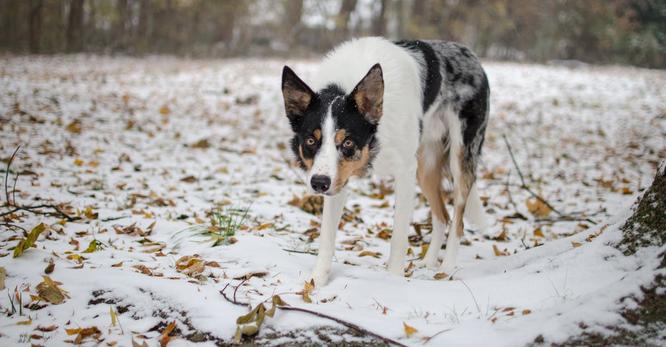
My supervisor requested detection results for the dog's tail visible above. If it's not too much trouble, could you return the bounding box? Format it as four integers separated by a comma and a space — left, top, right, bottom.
464, 183, 490, 232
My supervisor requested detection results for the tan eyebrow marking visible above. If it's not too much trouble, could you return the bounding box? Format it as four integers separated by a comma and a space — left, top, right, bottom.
313, 129, 321, 141
334, 129, 346, 145
299, 145, 313, 170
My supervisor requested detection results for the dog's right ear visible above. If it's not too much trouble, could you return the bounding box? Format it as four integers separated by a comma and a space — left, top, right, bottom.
282, 66, 315, 124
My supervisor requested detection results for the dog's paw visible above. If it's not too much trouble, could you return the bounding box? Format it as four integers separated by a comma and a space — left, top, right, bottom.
413, 257, 440, 269
310, 269, 329, 287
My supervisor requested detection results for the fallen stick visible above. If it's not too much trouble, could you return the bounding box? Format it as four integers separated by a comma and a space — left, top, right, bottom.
220, 281, 407, 347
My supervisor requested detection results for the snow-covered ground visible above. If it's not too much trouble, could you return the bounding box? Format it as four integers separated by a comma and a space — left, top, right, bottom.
0, 56, 665, 346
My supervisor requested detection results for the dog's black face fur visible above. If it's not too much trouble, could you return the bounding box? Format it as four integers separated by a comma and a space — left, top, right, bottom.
281, 65, 383, 194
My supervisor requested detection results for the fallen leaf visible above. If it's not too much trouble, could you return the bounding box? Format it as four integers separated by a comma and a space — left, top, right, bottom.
433, 272, 449, 280
403, 322, 418, 338
35, 324, 58, 332
44, 260, 55, 274
522, 309, 532, 315
110, 306, 118, 327
73, 326, 102, 344
533, 228, 545, 238
491, 230, 509, 241
358, 250, 382, 258
175, 255, 205, 277
492, 244, 509, 257
526, 197, 552, 218
13, 223, 47, 258
571, 241, 582, 248
132, 338, 149, 347
83, 239, 104, 253
17, 318, 32, 325
300, 279, 315, 303
160, 321, 176, 347
36, 276, 70, 304
0, 267, 5, 290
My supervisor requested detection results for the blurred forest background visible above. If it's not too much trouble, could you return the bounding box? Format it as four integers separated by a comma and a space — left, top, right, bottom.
1, 0, 665, 68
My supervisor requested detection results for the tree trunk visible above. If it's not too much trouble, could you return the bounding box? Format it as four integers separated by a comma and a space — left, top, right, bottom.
372, 0, 388, 36
337, 0, 357, 38
66, 0, 84, 52
29, 0, 43, 54
284, 0, 304, 49
619, 161, 666, 255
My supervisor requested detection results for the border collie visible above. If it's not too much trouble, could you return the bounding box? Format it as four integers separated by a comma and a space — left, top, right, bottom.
281, 37, 489, 285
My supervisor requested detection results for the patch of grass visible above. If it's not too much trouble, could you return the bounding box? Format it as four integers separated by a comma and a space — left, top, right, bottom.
175, 205, 250, 247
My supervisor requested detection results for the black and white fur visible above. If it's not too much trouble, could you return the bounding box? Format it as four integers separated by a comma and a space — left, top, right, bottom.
282, 37, 489, 285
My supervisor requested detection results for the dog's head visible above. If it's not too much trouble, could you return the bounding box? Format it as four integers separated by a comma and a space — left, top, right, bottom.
281, 64, 383, 196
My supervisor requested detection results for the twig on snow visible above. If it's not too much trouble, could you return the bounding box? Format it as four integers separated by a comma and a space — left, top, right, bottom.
502, 135, 597, 225
219, 281, 407, 347
1, 146, 80, 224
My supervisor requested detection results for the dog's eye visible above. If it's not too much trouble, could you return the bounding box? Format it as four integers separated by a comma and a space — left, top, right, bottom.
305, 137, 316, 146
342, 139, 354, 148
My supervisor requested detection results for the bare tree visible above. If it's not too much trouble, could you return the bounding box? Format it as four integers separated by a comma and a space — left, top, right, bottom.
66, 0, 84, 52
372, 0, 388, 36
336, 0, 357, 37
29, 0, 43, 54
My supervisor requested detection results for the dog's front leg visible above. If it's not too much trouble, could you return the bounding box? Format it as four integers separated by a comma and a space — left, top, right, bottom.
387, 170, 416, 275
311, 189, 348, 286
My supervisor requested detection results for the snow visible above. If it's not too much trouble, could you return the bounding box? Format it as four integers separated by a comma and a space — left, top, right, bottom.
0, 55, 665, 346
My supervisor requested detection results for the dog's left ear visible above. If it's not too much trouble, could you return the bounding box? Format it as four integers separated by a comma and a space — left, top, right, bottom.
351, 63, 384, 124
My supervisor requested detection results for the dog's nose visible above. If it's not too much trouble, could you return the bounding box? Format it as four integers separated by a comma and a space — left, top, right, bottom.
310, 175, 331, 193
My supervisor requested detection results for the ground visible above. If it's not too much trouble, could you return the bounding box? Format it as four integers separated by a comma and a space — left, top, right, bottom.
0, 56, 665, 346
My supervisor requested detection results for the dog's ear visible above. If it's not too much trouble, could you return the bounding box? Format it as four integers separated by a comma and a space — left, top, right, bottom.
282, 66, 315, 124
351, 63, 384, 124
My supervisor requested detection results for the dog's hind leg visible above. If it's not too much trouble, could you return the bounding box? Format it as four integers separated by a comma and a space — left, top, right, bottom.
464, 183, 489, 233
386, 166, 417, 275
441, 114, 475, 275
311, 189, 348, 286
417, 143, 450, 268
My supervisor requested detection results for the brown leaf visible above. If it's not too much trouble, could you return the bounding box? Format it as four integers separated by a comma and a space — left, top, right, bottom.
526, 198, 551, 218
491, 230, 509, 241
0, 267, 5, 290
160, 321, 176, 347
492, 244, 509, 257
132, 338, 149, 347
433, 272, 449, 280
36, 276, 69, 304
44, 260, 55, 274
300, 280, 315, 303
533, 228, 545, 238
35, 324, 58, 332
233, 271, 268, 280
358, 250, 382, 258
175, 255, 205, 277
571, 241, 582, 248
73, 327, 101, 345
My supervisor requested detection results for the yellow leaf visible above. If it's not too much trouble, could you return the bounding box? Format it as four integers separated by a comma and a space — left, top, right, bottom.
74, 158, 85, 166
159, 105, 171, 116
83, 240, 103, 253
419, 244, 429, 259
17, 318, 32, 325
526, 197, 552, 218
301, 280, 315, 303
491, 230, 509, 241
175, 255, 205, 277
533, 228, 545, 238
110, 306, 118, 327
66, 328, 82, 335
522, 309, 532, 315
13, 223, 47, 258
403, 322, 418, 337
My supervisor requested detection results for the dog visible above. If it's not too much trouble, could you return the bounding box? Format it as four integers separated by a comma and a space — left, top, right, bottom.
281, 37, 489, 285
